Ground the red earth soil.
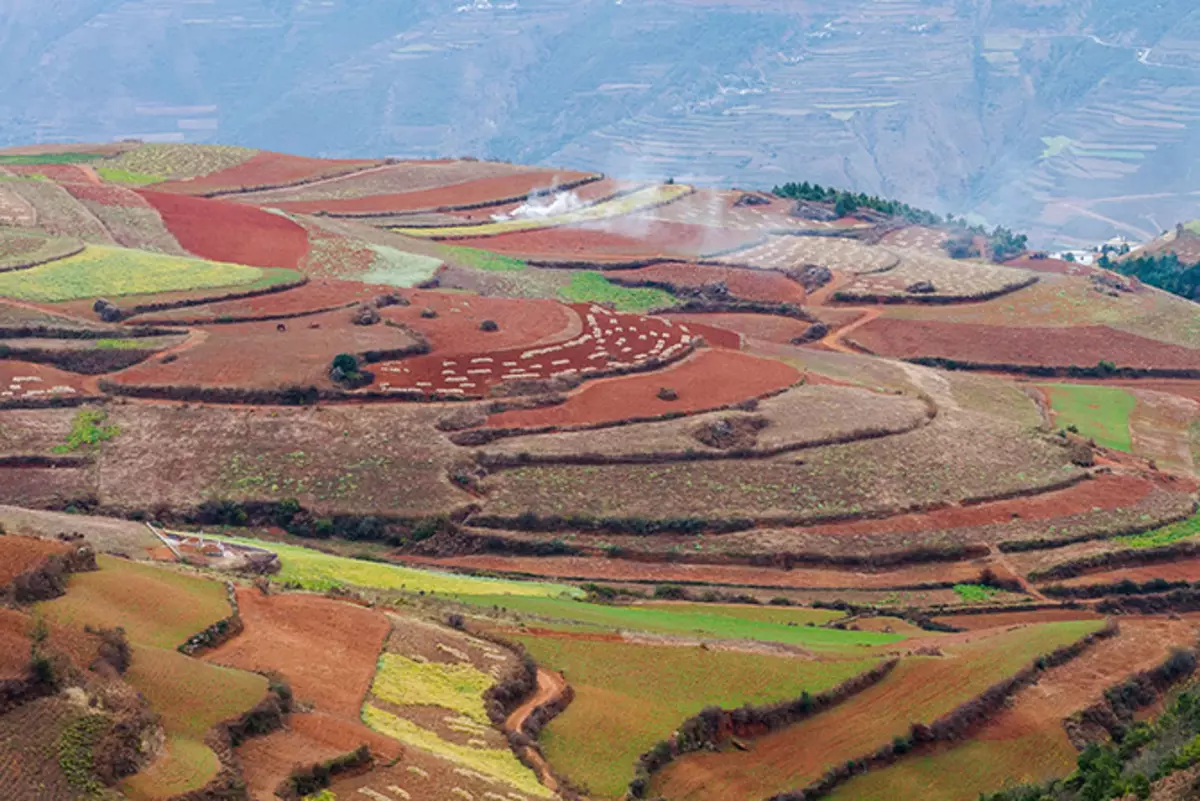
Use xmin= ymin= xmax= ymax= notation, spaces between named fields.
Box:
xmin=450 ymin=219 xmax=759 ymax=262
xmin=384 ymin=291 xmax=580 ymax=355
xmin=1 ymin=361 xmax=98 ymax=402
xmin=153 ymin=151 xmax=380 ymax=196
xmin=272 ymin=170 xmax=595 ymax=215
xmin=606 ymin=262 xmax=806 ymax=304
xmin=665 ymin=312 xmax=814 ymax=345
xmin=128 ymin=279 xmax=386 ymax=324
xmin=930 ymin=608 xmax=1105 ymax=631
xmin=6 ymin=164 xmax=97 ymax=184
xmin=850 ymin=318 xmax=1200 ymax=371
xmin=444 ymin=177 xmax=636 ymax=222
xmin=62 ymin=182 xmax=152 ymax=208
xmin=487 ymin=348 xmax=802 ymax=428
xmin=0 ymin=535 xmax=70 ymax=586
xmin=109 ymin=308 xmax=420 ymax=389
xmin=799 ymin=473 xmax=1155 ymax=540
xmin=373 ymin=304 xmax=697 ymax=397
xmin=0 ymin=608 xmax=99 ymax=680
xmin=203 ymin=589 xmax=391 ymax=718
xmin=138 ymin=190 xmax=310 ymax=270
xmin=392 ymin=553 xmax=990 ymax=591
xmin=1004 ymin=255 xmax=1107 ymax=278
xmin=1058 ymin=559 xmax=1200 ymax=587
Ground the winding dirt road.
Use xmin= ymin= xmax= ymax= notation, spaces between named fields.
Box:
xmin=504 ymin=667 xmax=569 ymax=793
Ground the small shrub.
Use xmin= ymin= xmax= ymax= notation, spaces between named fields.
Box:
xmin=479 ymin=319 xmax=499 ymax=332
xmin=657 ymin=387 xmax=679 ymax=401
xmin=420 ymin=307 xmax=438 ymax=319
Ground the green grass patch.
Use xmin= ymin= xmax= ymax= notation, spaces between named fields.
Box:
xmin=52 ymin=409 xmax=120 ymax=453
xmin=0 ymin=245 xmax=296 ymax=303
xmin=952 ymin=583 xmax=1002 ymax=603
xmin=370 ymin=652 xmax=493 ymax=724
xmin=210 ymin=535 xmax=581 ymax=599
xmin=57 ymin=714 xmax=110 ymax=796
xmin=1044 ymin=383 xmax=1137 ymax=452
xmin=359 ymin=245 xmax=443 ymax=287
xmin=512 ymin=632 xmax=880 ymax=798
xmin=0 ymin=153 xmax=106 ymax=165
xmin=363 ymin=705 xmax=552 ymax=797
xmin=463 ymin=595 xmax=900 ymax=651
xmin=92 ymin=338 xmax=161 ymax=350
xmin=95 ymin=166 xmax=166 ymax=186
xmin=39 ymin=555 xmax=231 ymax=650
xmin=559 ymin=271 xmax=676 ymax=313
xmin=1114 ymin=510 xmax=1200 ymax=549
xmin=439 ymin=244 xmax=529 ymax=272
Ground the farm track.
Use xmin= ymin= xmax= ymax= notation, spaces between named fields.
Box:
xmin=818 ymin=306 xmax=881 ymax=355
xmin=503 ymin=667 xmax=567 ymax=793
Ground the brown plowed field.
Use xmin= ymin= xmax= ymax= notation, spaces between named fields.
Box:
xmin=664 ymin=312 xmax=815 ymax=345
xmin=63 ymin=181 xmax=155 ymax=208
xmin=128 ymin=279 xmax=384 ymax=324
xmin=0 ymin=466 xmax=93 ymax=509
xmin=139 ymin=191 xmax=310 ymax=270
xmin=391 ymin=553 xmax=991 ymax=591
xmin=850 ymin=318 xmax=1200 ymax=371
xmin=109 ymin=308 xmax=421 ymax=389
xmin=451 ymin=219 xmax=760 ymax=263
xmin=373 ymin=304 xmax=696 ymax=397
xmin=386 ymin=290 xmax=579 ymax=355
xmin=272 ymin=170 xmax=595 ymax=215
xmin=1004 ymin=255 xmax=1106 ymax=278
xmin=879 ymin=225 xmax=948 ymax=255
xmin=1057 ymin=560 xmax=1200 ymax=587
xmin=0 ymin=608 xmax=100 ymax=681
xmin=1 ymin=361 xmax=97 ymax=403
xmin=930 ymin=609 xmax=1104 ymax=631
xmin=0 ymin=535 xmax=69 ymax=587
xmin=606 ymin=262 xmax=806 ymax=303
xmin=152 ymin=151 xmax=381 ymax=196
xmin=203 ymin=589 xmax=392 ymax=718
xmin=487 ymin=349 xmax=802 ymax=428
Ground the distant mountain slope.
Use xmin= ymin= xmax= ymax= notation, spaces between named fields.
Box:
xmin=2 ymin=0 xmax=1198 ymax=248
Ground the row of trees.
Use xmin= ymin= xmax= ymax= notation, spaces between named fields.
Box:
xmin=771 ymin=181 xmax=944 ymax=225
xmin=1105 ymin=251 xmax=1200 ymax=300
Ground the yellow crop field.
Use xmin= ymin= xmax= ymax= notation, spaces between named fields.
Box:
xmin=371 ymin=653 xmax=493 ymax=724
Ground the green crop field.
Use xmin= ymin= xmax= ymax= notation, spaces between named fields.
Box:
xmin=39 ymin=555 xmax=231 ymax=650
xmin=464 ymin=596 xmax=899 ymax=651
xmin=0 ymin=245 xmax=300 ymax=303
xmin=122 ymin=646 xmax=266 ymax=801
xmin=96 ymin=166 xmax=165 ymax=186
xmin=952 ymin=583 xmax=1002 ymax=603
xmin=510 ymin=632 xmax=880 ymax=799
xmin=0 ymin=153 xmax=105 ymax=165
xmin=370 ymin=652 xmax=493 ymax=723
xmin=210 ymin=535 xmax=581 ymax=599
xmin=440 ymin=244 xmax=529 ymax=272
xmin=359 ymin=244 xmax=443 ymax=286
xmin=1044 ymin=384 xmax=1137 ymax=451
xmin=559 ymin=271 xmax=675 ymax=313
xmin=1113 ymin=510 xmax=1200 ymax=549
xmin=649 ymin=620 xmax=1105 ymax=801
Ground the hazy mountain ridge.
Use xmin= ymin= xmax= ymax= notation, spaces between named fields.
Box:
xmin=2 ymin=0 xmax=1198 ymax=247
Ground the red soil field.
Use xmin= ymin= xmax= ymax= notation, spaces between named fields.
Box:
xmin=1 ymin=361 xmax=97 ymax=402
xmin=63 ymin=181 xmax=152 ymax=208
xmin=153 ymin=151 xmax=380 ymax=196
xmin=0 ymin=535 xmax=69 ymax=586
xmin=374 ymin=304 xmax=696 ymax=397
xmin=204 ymin=589 xmax=392 ymax=718
xmin=800 ymin=473 xmax=1154 ymax=540
xmin=385 ymin=291 xmax=580 ymax=355
xmin=930 ymin=609 xmax=1104 ymax=631
xmin=850 ymin=318 xmax=1200 ymax=371
xmin=1004 ymin=255 xmax=1106 ymax=278
xmin=451 ymin=219 xmax=759 ymax=263
xmin=665 ymin=312 xmax=814 ymax=345
xmin=444 ymin=177 xmax=635 ymax=222
xmin=0 ymin=608 xmax=100 ymax=681
xmin=1058 ymin=559 xmax=1200 ymax=587
xmin=487 ymin=348 xmax=802 ymax=428
xmin=606 ymin=262 xmax=806 ymax=304
xmin=272 ymin=170 xmax=595 ymax=215
xmin=392 ymin=553 xmax=990 ymax=590
xmin=129 ymin=279 xmax=385 ymax=324
xmin=109 ymin=308 xmax=420 ymax=390
xmin=6 ymin=164 xmax=96 ymax=184
xmin=138 ymin=190 xmax=310 ymax=270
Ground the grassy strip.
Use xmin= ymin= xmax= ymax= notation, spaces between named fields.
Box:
xmin=1044 ymin=384 xmax=1137 ymax=452
xmin=0 ymin=153 xmax=106 ymax=165
xmin=95 ymin=167 xmax=165 ymax=186
xmin=952 ymin=584 xmax=1002 ymax=603
xmin=370 ymin=652 xmax=493 ymax=724
xmin=559 ymin=271 xmax=676 ymax=313
xmin=1113 ymin=510 xmax=1200 ymax=549
xmin=440 ymin=244 xmax=529 ymax=272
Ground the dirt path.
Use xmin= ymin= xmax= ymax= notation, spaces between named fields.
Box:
xmin=503 ymin=667 xmax=567 ymax=793
xmin=819 ymin=307 xmax=882 ymax=355
xmin=989 ymin=544 xmax=1048 ymax=602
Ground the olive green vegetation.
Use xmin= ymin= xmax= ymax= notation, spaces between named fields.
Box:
xmin=559 ymin=271 xmax=676 ymax=312
xmin=511 ymin=631 xmax=880 ymax=798
xmin=53 ymin=409 xmax=120 ymax=453
xmin=57 ymin=714 xmax=110 ymax=796
xmin=952 ymin=583 xmax=1002 ymax=603
xmin=209 ymin=535 xmax=580 ymax=599
xmin=459 ymin=595 xmax=902 ymax=651
xmin=0 ymin=153 xmax=106 ymax=165
xmin=439 ymin=244 xmax=529 ymax=272
xmin=95 ymin=167 xmax=165 ymax=186
xmin=1044 ymin=384 xmax=1137 ymax=452
xmin=358 ymin=245 xmax=443 ymax=287
xmin=370 ymin=653 xmax=493 ymax=724
xmin=1114 ymin=510 xmax=1200 ymax=549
